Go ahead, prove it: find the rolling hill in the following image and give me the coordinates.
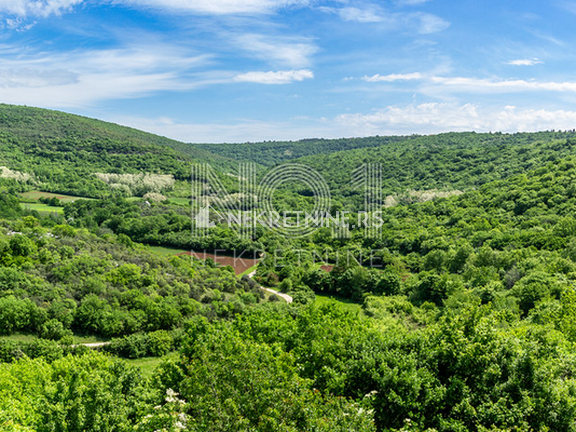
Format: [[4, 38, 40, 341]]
[[0, 104, 205, 197]]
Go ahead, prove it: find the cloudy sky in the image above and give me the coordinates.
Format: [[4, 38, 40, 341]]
[[1, 0, 576, 142]]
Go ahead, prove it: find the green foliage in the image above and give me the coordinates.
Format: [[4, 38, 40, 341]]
[[0, 191, 22, 218], [158, 302, 576, 432], [0, 104, 191, 197], [7, 109, 576, 431], [191, 135, 412, 170], [156, 315, 376, 431], [295, 131, 576, 199], [0, 353, 145, 432], [0, 223, 259, 341], [105, 331, 175, 359]]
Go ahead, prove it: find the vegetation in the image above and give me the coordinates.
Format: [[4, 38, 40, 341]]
[[191, 135, 415, 170], [0, 104, 191, 197], [4, 105, 576, 430]]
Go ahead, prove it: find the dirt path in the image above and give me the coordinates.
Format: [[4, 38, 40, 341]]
[[82, 342, 110, 348], [262, 287, 294, 303], [72, 342, 111, 349], [73, 272, 293, 353], [248, 270, 293, 304]]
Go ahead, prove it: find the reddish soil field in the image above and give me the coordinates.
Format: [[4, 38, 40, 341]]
[[20, 191, 92, 202], [178, 251, 260, 275]]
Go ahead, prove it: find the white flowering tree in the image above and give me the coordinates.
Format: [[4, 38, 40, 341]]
[[135, 389, 189, 432]]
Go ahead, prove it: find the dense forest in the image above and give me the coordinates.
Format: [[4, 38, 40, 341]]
[[4, 104, 576, 430], [0, 104, 199, 197], [191, 135, 416, 169]]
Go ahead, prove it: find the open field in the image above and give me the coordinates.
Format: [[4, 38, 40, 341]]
[[0, 333, 109, 345], [147, 245, 190, 256], [20, 191, 93, 203], [148, 246, 261, 275], [125, 351, 179, 378], [22, 203, 64, 214], [178, 251, 260, 275], [126, 197, 189, 206], [314, 293, 363, 313], [0, 333, 39, 344], [239, 265, 258, 277]]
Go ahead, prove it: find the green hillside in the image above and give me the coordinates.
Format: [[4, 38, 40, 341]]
[[292, 131, 576, 199], [0, 104, 194, 197], [184, 131, 576, 207], [6, 106, 576, 431], [190, 135, 416, 168]]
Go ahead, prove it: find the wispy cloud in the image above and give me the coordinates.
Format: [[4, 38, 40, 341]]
[[234, 34, 318, 68], [0, 0, 315, 21], [507, 58, 543, 66], [0, 44, 215, 107], [234, 69, 313, 84], [114, 0, 311, 15], [0, 37, 316, 109], [318, 5, 449, 34], [428, 76, 576, 93], [363, 72, 424, 82], [114, 102, 576, 143], [395, 0, 431, 5], [0, 0, 81, 17], [111, 115, 328, 143], [362, 72, 576, 94], [335, 6, 387, 23], [558, 0, 576, 15], [336, 103, 576, 135], [413, 12, 450, 34]]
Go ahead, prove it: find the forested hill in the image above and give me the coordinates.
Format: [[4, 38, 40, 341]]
[[190, 135, 416, 168], [293, 131, 576, 196], [0, 104, 210, 197], [188, 131, 576, 198]]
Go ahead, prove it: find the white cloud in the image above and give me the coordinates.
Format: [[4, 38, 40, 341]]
[[395, 0, 431, 5], [336, 6, 386, 23], [0, 0, 81, 17], [362, 72, 576, 95], [428, 76, 576, 93], [0, 41, 315, 109], [234, 69, 313, 84], [0, 0, 313, 19], [114, 0, 310, 15], [0, 45, 215, 108], [235, 34, 318, 68], [113, 103, 576, 143], [0, 68, 78, 87], [412, 12, 450, 34], [319, 6, 449, 34], [111, 115, 329, 143], [507, 58, 543, 66], [363, 72, 423, 82], [336, 103, 576, 135]]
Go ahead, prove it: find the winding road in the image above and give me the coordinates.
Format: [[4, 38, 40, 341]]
[[248, 270, 293, 304]]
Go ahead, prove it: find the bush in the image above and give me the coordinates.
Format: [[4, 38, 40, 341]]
[[291, 285, 315, 305], [105, 331, 175, 359], [22, 339, 64, 362], [0, 339, 23, 362], [40, 319, 72, 341], [148, 330, 174, 357]]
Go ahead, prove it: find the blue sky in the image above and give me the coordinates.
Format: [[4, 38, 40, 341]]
[[2, 1, 576, 143]]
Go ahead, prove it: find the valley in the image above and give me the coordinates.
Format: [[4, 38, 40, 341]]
[[2, 104, 576, 431]]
